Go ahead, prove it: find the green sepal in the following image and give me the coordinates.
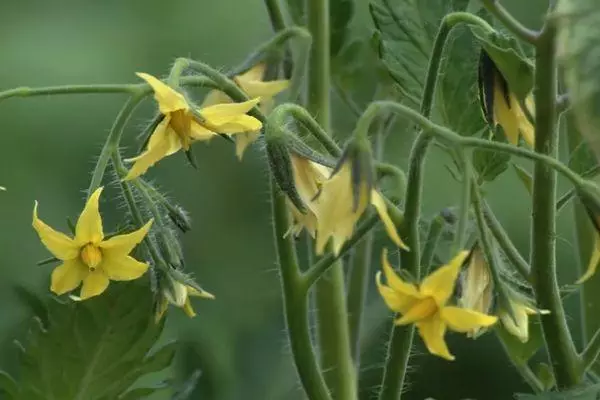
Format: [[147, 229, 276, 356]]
[[334, 134, 374, 212], [495, 312, 545, 364], [470, 26, 534, 100], [266, 134, 307, 213], [512, 163, 533, 196], [184, 148, 199, 170], [137, 114, 164, 153]]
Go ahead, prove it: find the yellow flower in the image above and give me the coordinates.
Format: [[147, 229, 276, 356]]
[[124, 72, 263, 180], [577, 202, 600, 283], [32, 187, 153, 300], [458, 245, 494, 338], [201, 63, 289, 159], [313, 161, 408, 255], [478, 51, 535, 147], [155, 279, 215, 322], [377, 249, 498, 360], [499, 298, 549, 343]]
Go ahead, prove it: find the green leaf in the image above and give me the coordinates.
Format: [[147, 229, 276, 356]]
[[557, 0, 600, 162], [0, 370, 18, 399], [512, 163, 533, 196], [117, 385, 170, 400], [284, 0, 305, 26], [535, 363, 555, 391], [370, 0, 470, 107], [495, 315, 544, 364], [171, 370, 202, 400], [515, 383, 600, 400], [568, 137, 599, 176], [330, 0, 354, 56], [470, 25, 534, 99], [473, 128, 510, 182], [437, 23, 487, 136], [15, 283, 174, 400]]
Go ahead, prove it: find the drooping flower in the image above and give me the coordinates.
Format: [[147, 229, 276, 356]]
[[377, 249, 498, 360], [32, 187, 153, 300], [458, 244, 494, 338], [499, 297, 549, 343], [201, 63, 289, 159], [478, 51, 535, 147], [313, 159, 408, 255], [155, 277, 214, 322], [124, 72, 263, 180]]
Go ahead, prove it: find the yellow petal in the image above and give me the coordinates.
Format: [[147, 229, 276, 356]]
[[124, 119, 182, 180], [136, 72, 188, 114], [101, 255, 148, 281], [416, 317, 454, 361], [75, 187, 104, 245], [100, 220, 153, 256], [493, 74, 520, 145], [236, 79, 289, 100], [32, 201, 79, 260], [235, 131, 261, 160], [187, 285, 215, 299], [515, 93, 535, 148], [213, 115, 262, 134], [50, 259, 88, 295], [199, 98, 261, 126], [421, 251, 469, 306], [154, 296, 169, 323], [500, 301, 531, 343], [376, 272, 420, 314], [395, 297, 437, 325], [183, 298, 196, 317], [441, 306, 498, 332], [236, 63, 267, 83], [371, 191, 409, 250], [380, 249, 421, 298], [79, 270, 110, 300], [577, 236, 600, 284], [200, 89, 232, 108], [189, 120, 218, 141]]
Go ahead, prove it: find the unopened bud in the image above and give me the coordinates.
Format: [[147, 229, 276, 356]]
[[265, 134, 306, 213]]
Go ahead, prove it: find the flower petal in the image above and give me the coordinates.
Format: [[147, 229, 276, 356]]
[[187, 285, 215, 299], [493, 74, 520, 145], [235, 131, 260, 160], [32, 202, 79, 260], [515, 93, 535, 148], [236, 79, 289, 100], [577, 236, 600, 284], [199, 98, 261, 126], [416, 317, 454, 361], [376, 272, 419, 314], [136, 72, 188, 114], [380, 248, 421, 298], [183, 298, 196, 317], [79, 270, 110, 300], [500, 301, 531, 343], [189, 120, 217, 141], [50, 259, 87, 295], [213, 115, 262, 133], [236, 63, 267, 82], [395, 297, 437, 325], [371, 191, 409, 250], [75, 187, 104, 245], [441, 306, 498, 333], [200, 89, 232, 108], [421, 251, 469, 306], [124, 118, 182, 180], [100, 220, 153, 256], [101, 255, 148, 281]]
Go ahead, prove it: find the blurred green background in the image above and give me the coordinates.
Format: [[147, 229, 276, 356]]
[[0, 0, 584, 399]]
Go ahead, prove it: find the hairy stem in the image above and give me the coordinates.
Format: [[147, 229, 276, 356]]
[[479, 0, 539, 44], [530, 23, 581, 388]]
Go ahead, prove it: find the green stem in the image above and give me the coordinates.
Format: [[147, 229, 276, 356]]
[[305, 0, 356, 397], [421, 214, 446, 275], [482, 201, 530, 282], [452, 149, 471, 253], [271, 181, 332, 400], [530, 24, 581, 389], [264, 0, 287, 32], [87, 93, 146, 198], [479, 0, 539, 44], [581, 327, 600, 373]]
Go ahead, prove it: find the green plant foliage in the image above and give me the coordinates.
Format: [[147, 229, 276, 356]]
[[330, 0, 354, 56], [515, 383, 600, 400], [10, 283, 175, 400], [473, 128, 510, 182], [470, 26, 534, 99], [512, 163, 533, 195], [495, 317, 544, 365], [557, 0, 600, 161]]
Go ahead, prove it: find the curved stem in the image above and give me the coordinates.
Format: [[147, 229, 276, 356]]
[[264, 0, 286, 32], [87, 93, 146, 197], [452, 149, 472, 253], [271, 180, 332, 400], [479, 0, 539, 44], [530, 23, 581, 388]]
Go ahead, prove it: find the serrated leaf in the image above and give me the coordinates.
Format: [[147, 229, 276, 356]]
[[473, 127, 510, 182], [512, 163, 533, 195], [470, 26, 534, 99], [515, 383, 600, 400], [370, 0, 469, 106], [495, 315, 544, 364], [557, 0, 600, 162], [330, 0, 354, 56], [15, 283, 174, 400], [437, 23, 487, 136]]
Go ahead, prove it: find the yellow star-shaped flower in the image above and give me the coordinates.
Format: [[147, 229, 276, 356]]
[[124, 72, 263, 180], [32, 187, 153, 300], [201, 63, 289, 159], [377, 249, 498, 360], [155, 280, 215, 322]]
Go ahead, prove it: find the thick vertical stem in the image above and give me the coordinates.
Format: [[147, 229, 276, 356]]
[[530, 24, 581, 388], [306, 0, 357, 398], [271, 182, 332, 400]]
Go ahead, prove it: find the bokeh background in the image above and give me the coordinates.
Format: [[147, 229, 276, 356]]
[[0, 0, 583, 399]]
